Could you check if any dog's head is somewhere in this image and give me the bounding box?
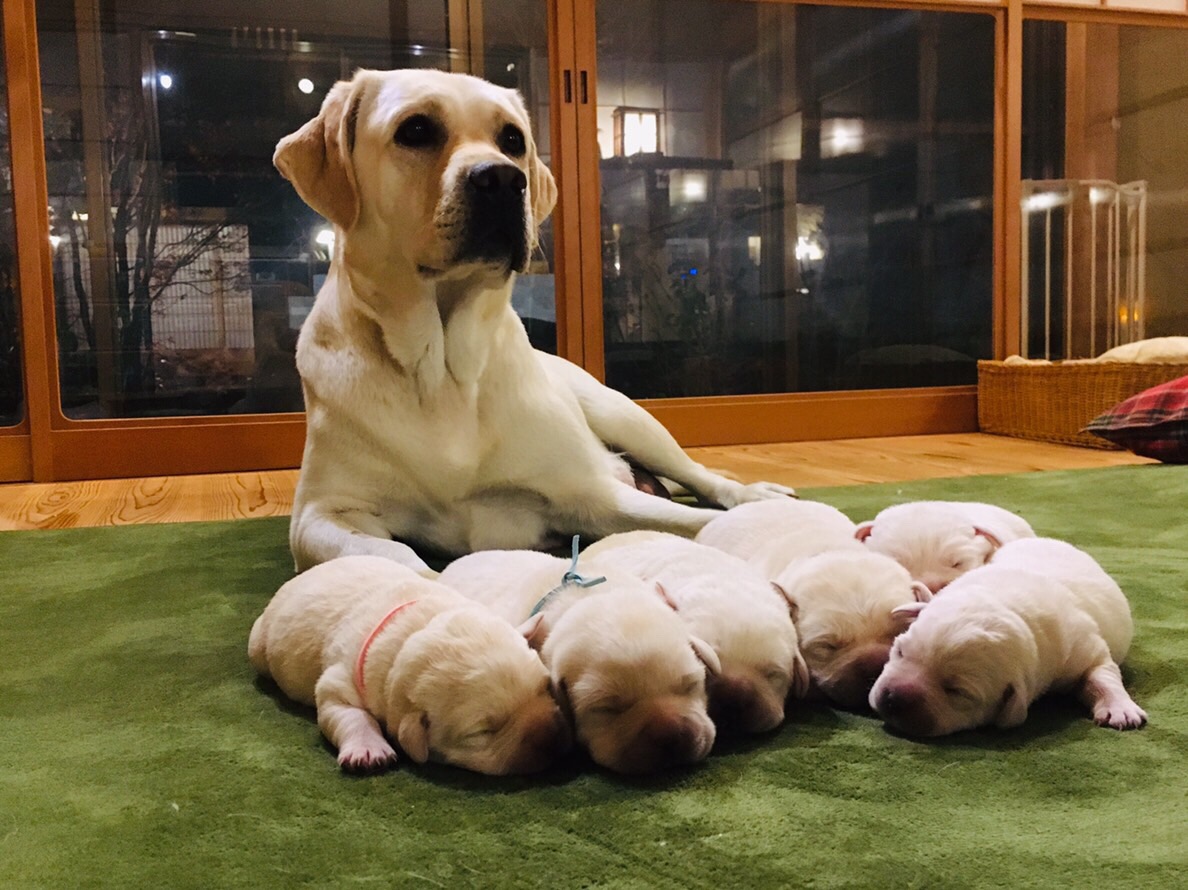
[274,68,556,284]
[542,587,719,775]
[671,578,809,735]
[775,551,931,712]
[388,607,571,775]
[868,583,1037,737]
[855,503,1002,594]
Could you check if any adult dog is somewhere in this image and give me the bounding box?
[274,68,792,572]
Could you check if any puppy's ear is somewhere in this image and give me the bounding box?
[891,601,928,627]
[396,711,431,764]
[552,677,575,725]
[274,77,363,230]
[789,652,811,699]
[973,526,1004,555]
[994,682,1029,728]
[771,581,799,624]
[689,635,722,678]
[854,522,874,543]
[910,581,933,603]
[516,613,548,649]
[654,582,679,611]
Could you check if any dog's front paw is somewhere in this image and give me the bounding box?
[338,738,399,772]
[718,481,797,507]
[1094,700,1148,731]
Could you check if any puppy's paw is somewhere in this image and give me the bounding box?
[338,738,399,772]
[718,481,797,507]
[1094,700,1148,731]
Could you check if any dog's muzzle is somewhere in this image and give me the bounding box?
[458,161,530,273]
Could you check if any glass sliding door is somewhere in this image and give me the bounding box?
[36,0,555,421]
[0,3,22,431]
[1022,19,1188,359]
[594,0,996,399]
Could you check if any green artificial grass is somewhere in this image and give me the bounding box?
[2,464,1187,889]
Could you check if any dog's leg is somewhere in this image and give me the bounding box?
[578,482,727,539]
[315,665,400,771]
[541,353,795,506]
[291,506,431,573]
[1078,660,1147,730]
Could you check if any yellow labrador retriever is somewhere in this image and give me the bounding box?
[274,69,793,572]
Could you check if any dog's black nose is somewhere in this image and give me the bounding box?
[467,162,527,197]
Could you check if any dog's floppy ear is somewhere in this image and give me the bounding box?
[771,581,799,624]
[973,526,1004,552]
[396,711,431,764]
[854,522,874,542]
[689,635,722,678]
[910,581,933,603]
[552,677,575,725]
[516,613,548,649]
[994,682,1029,729]
[789,652,811,699]
[274,77,363,230]
[529,153,557,227]
[891,601,928,627]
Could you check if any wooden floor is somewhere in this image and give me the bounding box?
[0,433,1152,532]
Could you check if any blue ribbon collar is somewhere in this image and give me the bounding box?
[527,535,607,618]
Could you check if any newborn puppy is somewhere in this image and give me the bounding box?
[855,500,1036,593]
[437,548,720,775]
[773,550,932,711]
[696,498,862,578]
[869,537,1146,737]
[582,530,809,734]
[248,556,569,775]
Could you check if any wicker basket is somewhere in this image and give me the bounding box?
[977,360,1188,449]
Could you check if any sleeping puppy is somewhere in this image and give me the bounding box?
[275,68,792,573]
[437,548,720,775]
[869,537,1146,737]
[581,531,809,734]
[248,556,569,775]
[855,500,1036,593]
[773,551,932,711]
[695,498,862,578]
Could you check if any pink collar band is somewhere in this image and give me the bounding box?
[353,600,418,701]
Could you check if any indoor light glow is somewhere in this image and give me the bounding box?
[819,119,864,158]
[615,109,659,156]
[795,236,824,262]
[158,73,174,90]
[298,78,315,94]
[1023,192,1067,212]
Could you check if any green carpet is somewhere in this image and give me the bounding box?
[2,464,1186,889]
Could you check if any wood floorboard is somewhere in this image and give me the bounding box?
[0,435,1151,532]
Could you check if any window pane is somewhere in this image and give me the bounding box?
[38,0,552,419]
[596,1,995,398]
[1022,21,1188,359]
[0,6,22,428]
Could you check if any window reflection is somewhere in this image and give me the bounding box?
[1022,20,1188,359]
[38,0,552,419]
[597,1,996,398]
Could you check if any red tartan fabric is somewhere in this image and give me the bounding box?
[1084,374,1188,463]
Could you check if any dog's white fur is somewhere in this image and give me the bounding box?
[772,551,931,710]
[855,500,1036,593]
[247,556,569,774]
[695,498,862,578]
[581,531,809,734]
[275,68,792,573]
[869,537,1145,736]
[437,548,721,774]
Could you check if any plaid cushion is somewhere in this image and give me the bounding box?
[1084,374,1188,463]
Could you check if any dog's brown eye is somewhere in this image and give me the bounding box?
[395,114,441,149]
[498,124,526,157]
